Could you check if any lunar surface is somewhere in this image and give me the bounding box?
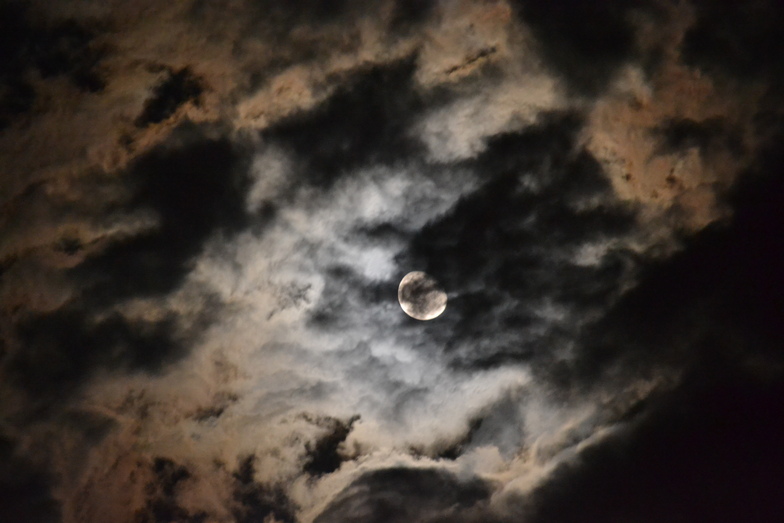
[398,271,448,320]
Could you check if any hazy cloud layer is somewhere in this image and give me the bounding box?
[1,1,783,521]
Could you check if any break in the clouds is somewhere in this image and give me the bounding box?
[2,1,784,521]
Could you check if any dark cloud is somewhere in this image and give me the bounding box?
[231,0,358,25]
[191,392,238,424]
[656,116,745,158]
[31,19,106,93]
[0,4,105,90]
[0,76,35,131]
[135,67,204,128]
[0,3,106,129]
[401,112,637,370]
[76,123,252,303]
[520,133,784,520]
[9,309,183,401]
[134,458,207,523]
[563,140,784,391]
[303,415,360,477]
[388,0,437,34]
[0,436,60,523]
[314,468,495,523]
[232,455,297,523]
[262,57,429,189]
[525,368,784,523]
[4,123,254,401]
[193,0,432,40]
[682,0,784,82]
[510,0,653,95]
[0,412,113,521]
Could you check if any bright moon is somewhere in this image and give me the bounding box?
[398,271,447,320]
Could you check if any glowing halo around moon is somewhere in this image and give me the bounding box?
[397,271,447,320]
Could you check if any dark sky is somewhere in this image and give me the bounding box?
[1,1,783,522]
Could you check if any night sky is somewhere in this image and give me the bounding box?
[1,1,784,522]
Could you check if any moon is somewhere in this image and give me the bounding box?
[398,271,447,320]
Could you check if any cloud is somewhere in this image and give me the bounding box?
[0,435,60,522]
[134,67,204,128]
[523,361,784,523]
[232,455,298,523]
[1,1,784,522]
[508,0,649,96]
[313,467,496,523]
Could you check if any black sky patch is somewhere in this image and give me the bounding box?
[56,236,84,256]
[232,455,297,523]
[191,0,368,93]
[135,68,204,127]
[524,129,784,521]
[656,116,745,158]
[31,19,107,93]
[5,125,253,402]
[682,0,784,82]
[0,4,106,129]
[303,415,359,477]
[525,364,784,523]
[135,458,208,523]
[563,138,784,392]
[0,436,60,523]
[314,467,495,523]
[191,393,237,423]
[444,46,498,76]
[263,57,427,189]
[388,0,437,34]
[0,3,33,84]
[75,124,252,304]
[9,310,183,403]
[0,78,35,132]
[510,0,650,96]
[401,113,637,370]
[241,0,355,24]
[0,4,106,93]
